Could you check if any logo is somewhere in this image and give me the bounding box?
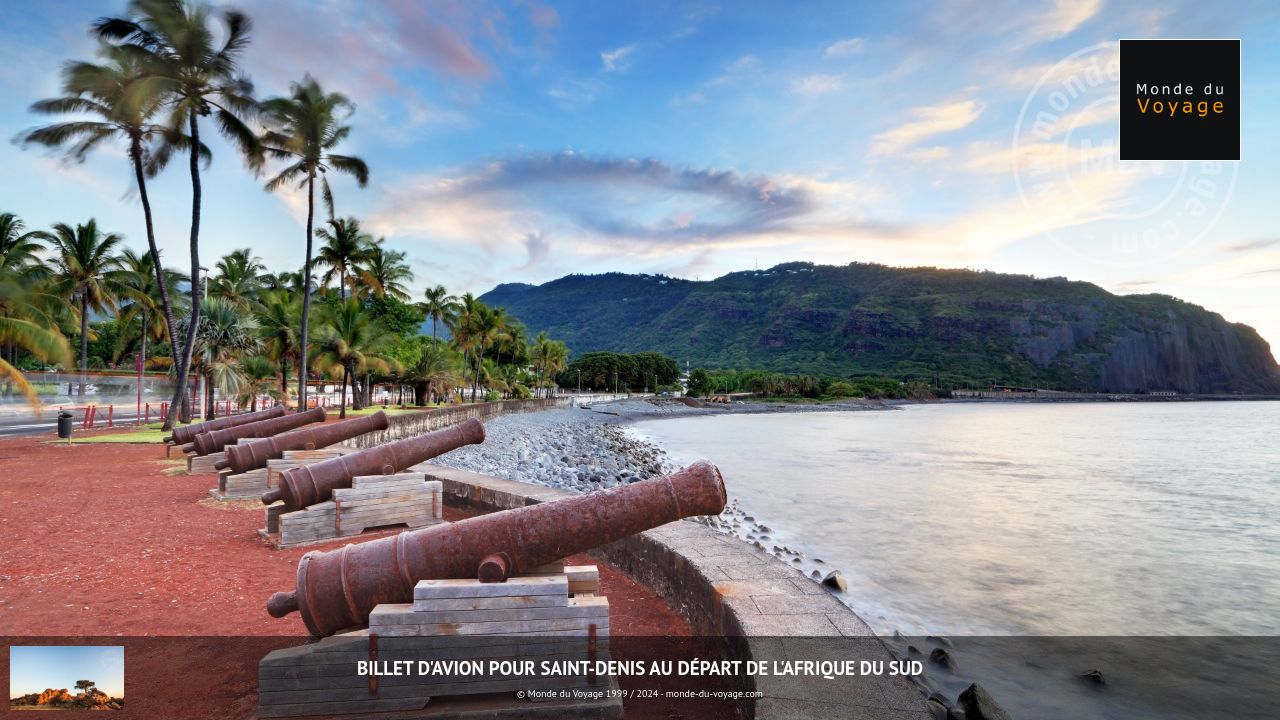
[1120,39,1240,161]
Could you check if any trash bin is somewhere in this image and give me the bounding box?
[57,411,73,440]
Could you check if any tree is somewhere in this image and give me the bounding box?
[259,76,368,411]
[46,220,127,398]
[0,275,72,410]
[256,290,299,400]
[96,0,262,429]
[419,285,456,341]
[74,680,96,696]
[182,296,260,419]
[237,355,282,411]
[407,338,461,406]
[0,213,55,373]
[20,43,198,409]
[356,238,413,301]
[311,298,390,418]
[686,368,713,397]
[313,217,370,301]
[113,248,184,372]
[209,248,265,308]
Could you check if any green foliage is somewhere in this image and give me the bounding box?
[557,351,679,392]
[686,368,713,397]
[484,390,500,402]
[826,381,858,398]
[481,262,1280,394]
[367,295,424,338]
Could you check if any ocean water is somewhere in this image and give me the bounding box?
[629,402,1280,718]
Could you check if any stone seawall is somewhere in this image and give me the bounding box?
[415,462,931,720]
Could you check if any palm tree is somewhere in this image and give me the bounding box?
[259,76,369,412]
[313,217,370,301]
[419,285,457,341]
[0,276,72,411]
[183,296,260,419]
[256,290,299,400]
[311,298,389,419]
[356,238,413,301]
[113,248,184,374]
[530,332,569,398]
[46,220,127,399]
[0,213,50,278]
[21,43,204,401]
[448,293,484,401]
[0,213,53,370]
[409,339,461,406]
[237,355,281,411]
[95,0,261,429]
[210,248,265,308]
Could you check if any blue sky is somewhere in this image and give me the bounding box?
[9,645,124,698]
[2,0,1278,352]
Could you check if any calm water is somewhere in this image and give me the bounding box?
[632,402,1280,637]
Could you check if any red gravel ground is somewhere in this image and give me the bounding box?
[0,428,734,719]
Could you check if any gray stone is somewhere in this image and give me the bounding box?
[822,569,848,592]
[957,683,1010,720]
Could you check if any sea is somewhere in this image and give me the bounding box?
[629,402,1280,719]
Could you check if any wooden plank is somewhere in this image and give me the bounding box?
[371,617,609,637]
[413,576,568,600]
[371,596,607,626]
[411,594,568,612]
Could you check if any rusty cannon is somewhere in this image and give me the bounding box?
[184,406,327,456]
[267,460,726,636]
[261,418,486,510]
[164,405,285,445]
[214,410,391,473]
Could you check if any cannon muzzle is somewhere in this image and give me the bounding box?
[186,406,326,456]
[164,405,286,444]
[217,411,390,474]
[261,418,485,509]
[268,460,726,636]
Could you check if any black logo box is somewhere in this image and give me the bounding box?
[1120,39,1240,161]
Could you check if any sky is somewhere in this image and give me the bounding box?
[1,0,1278,353]
[9,645,125,698]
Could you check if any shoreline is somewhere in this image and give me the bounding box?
[433,396,879,590]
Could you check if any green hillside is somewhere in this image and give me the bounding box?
[481,262,1280,394]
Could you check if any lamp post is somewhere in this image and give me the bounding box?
[199,265,210,300]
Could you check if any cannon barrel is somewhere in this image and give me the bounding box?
[164,405,285,444]
[261,418,486,509]
[267,460,726,636]
[214,411,391,473]
[184,407,327,456]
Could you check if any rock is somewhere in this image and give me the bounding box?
[36,688,73,705]
[926,699,950,720]
[957,683,1011,720]
[810,570,822,580]
[927,635,953,648]
[929,647,957,671]
[821,570,847,592]
[1078,668,1106,687]
[107,701,122,709]
[907,645,923,658]
[946,709,968,720]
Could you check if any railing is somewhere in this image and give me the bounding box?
[347,398,572,449]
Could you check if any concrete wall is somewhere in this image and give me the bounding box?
[415,463,931,720]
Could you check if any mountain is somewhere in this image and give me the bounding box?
[479,262,1280,394]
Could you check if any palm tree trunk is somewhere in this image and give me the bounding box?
[349,362,360,412]
[205,372,214,420]
[279,356,289,399]
[131,137,179,430]
[339,363,348,420]
[298,173,315,411]
[78,294,88,400]
[166,113,204,428]
[339,270,346,302]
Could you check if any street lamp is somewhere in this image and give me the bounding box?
[577,369,581,394]
[199,265,210,299]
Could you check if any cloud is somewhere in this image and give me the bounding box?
[1221,238,1280,253]
[870,99,985,155]
[791,74,842,96]
[519,231,551,270]
[600,45,636,72]
[1031,0,1103,41]
[824,37,864,58]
